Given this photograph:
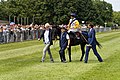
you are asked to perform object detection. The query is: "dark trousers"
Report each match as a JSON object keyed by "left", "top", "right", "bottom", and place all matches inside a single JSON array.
[
  {"left": 84, "top": 45, "right": 103, "bottom": 63},
  {"left": 59, "top": 47, "right": 66, "bottom": 62},
  {"left": 0, "top": 32, "right": 3, "bottom": 43}
]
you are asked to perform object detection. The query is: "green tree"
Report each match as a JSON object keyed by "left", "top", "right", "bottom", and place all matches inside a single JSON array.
[
  {"left": 113, "top": 11, "right": 120, "bottom": 26},
  {"left": 92, "top": 0, "right": 113, "bottom": 26},
  {"left": 0, "top": 0, "right": 113, "bottom": 25}
]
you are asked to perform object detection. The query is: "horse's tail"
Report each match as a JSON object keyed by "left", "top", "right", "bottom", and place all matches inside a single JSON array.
[{"left": 96, "top": 40, "right": 102, "bottom": 49}]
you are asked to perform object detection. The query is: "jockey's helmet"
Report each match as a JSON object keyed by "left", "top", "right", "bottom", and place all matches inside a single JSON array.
[{"left": 70, "top": 13, "right": 76, "bottom": 17}]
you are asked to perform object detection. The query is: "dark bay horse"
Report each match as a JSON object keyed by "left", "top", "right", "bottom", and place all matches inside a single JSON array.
[{"left": 52, "top": 25, "right": 88, "bottom": 62}]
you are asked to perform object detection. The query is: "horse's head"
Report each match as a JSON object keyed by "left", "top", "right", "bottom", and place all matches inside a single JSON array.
[
  {"left": 51, "top": 25, "right": 61, "bottom": 40},
  {"left": 51, "top": 25, "right": 70, "bottom": 40}
]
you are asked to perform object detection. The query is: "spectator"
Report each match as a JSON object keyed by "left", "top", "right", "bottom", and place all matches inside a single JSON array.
[{"left": 0, "top": 25, "right": 3, "bottom": 43}]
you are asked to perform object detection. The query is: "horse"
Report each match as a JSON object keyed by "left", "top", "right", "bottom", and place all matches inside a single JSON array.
[{"left": 52, "top": 25, "right": 88, "bottom": 62}]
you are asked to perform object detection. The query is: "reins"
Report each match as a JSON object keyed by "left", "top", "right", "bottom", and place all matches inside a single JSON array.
[{"left": 80, "top": 32, "right": 88, "bottom": 43}]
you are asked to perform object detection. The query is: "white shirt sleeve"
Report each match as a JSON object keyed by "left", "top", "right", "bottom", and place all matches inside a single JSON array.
[{"left": 66, "top": 34, "right": 70, "bottom": 40}]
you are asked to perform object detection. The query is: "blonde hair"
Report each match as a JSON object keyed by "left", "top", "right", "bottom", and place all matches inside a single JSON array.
[{"left": 45, "top": 23, "right": 50, "bottom": 28}]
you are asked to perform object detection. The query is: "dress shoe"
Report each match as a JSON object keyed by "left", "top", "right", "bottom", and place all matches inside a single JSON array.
[
  {"left": 62, "top": 60, "right": 67, "bottom": 63},
  {"left": 84, "top": 61, "right": 87, "bottom": 63},
  {"left": 40, "top": 60, "right": 44, "bottom": 62},
  {"left": 99, "top": 60, "right": 103, "bottom": 62},
  {"left": 51, "top": 60, "right": 54, "bottom": 63}
]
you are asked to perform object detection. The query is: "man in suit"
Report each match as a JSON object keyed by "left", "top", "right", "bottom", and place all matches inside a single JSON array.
[
  {"left": 59, "top": 26, "right": 70, "bottom": 63},
  {"left": 84, "top": 24, "right": 103, "bottom": 63},
  {"left": 39, "top": 23, "right": 54, "bottom": 63}
]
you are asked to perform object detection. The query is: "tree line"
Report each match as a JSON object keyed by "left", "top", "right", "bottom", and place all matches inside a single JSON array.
[
  {"left": 113, "top": 11, "right": 120, "bottom": 26},
  {"left": 0, "top": 0, "right": 115, "bottom": 26}
]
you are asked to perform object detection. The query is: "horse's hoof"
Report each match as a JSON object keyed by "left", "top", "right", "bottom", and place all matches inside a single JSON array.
[
  {"left": 69, "top": 60, "right": 72, "bottom": 62},
  {"left": 80, "top": 59, "right": 82, "bottom": 61}
]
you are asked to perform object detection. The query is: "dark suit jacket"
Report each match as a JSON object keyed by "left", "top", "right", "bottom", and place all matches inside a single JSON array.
[
  {"left": 60, "top": 31, "right": 68, "bottom": 48},
  {"left": 39, "top": 29, "right": 53, "bottom": 45},
  {"left": 88, "top": 28, "right": 97, "bottom": 45}
]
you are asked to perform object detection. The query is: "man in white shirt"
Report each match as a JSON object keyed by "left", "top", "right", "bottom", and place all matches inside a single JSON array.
[{"left": 39, "top": 23, "right": 54, "bottom": 63}]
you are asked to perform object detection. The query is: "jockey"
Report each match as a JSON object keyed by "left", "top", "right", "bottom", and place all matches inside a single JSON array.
[{"left": 67, "top": 13, "right": 81, "bottom": 33}]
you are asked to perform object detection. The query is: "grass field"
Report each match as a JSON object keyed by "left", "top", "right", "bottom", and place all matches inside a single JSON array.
[{"left": 0, "top": 31, "right": 120, "bottom": 80}]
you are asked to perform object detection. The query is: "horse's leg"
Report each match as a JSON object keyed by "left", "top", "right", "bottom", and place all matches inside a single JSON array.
[
  {"left": 67, "top": 46, "right": 72, "bottom": 62},
  {"left": 80, "top": 43, "right": 86, "bottom": 61}
]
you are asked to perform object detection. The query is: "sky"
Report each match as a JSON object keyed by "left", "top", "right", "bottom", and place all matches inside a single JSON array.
[
  {"left": 0, "top": 0, "right": 120, "bottom": 11},
  {"left": 104, "top": 0, "right": 120, "bottom": 11}
]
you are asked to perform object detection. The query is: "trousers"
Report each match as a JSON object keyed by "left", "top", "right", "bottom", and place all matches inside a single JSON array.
[
  {"left": 84, "top": 45, "right": 103, "bottom": 63},
  {"left": 59, "top": 47, "right": 66, "bottom": 62},
  {"left": 41, "top": 43, "right": 53, "bottom": 61}
]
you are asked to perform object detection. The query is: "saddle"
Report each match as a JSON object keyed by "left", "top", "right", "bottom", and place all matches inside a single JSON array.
[
  {"left": 68, "top": 31, "right": 81, "bottom": 39},
  {"left": 68, "top": 31, "right": 88, "bottom": 45},
  {"left": 68, "top": 31, "right": 81, "bottom": 45}
]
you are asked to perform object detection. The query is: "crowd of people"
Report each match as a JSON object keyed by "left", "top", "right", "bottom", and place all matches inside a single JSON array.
[{"left": 0, "top": 24, "right": 48, "bottom": 44}]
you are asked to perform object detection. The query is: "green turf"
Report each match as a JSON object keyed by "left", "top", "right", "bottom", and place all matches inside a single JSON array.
[{"left": 0, "top": 31, "right": 120, "bottom": 80}]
